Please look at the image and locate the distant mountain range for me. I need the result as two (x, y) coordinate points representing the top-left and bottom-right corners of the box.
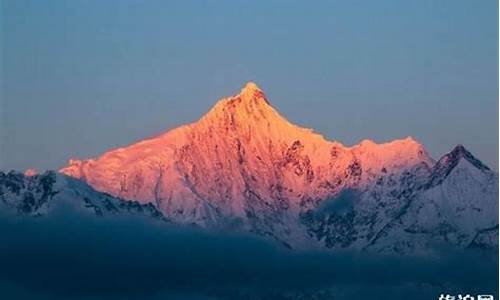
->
(2, 83), (497, 255)
(0, 170), (165, 221)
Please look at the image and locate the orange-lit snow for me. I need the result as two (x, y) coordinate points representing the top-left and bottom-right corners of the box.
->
(24, 168), (38, 177)
(60, 82), (434, 224)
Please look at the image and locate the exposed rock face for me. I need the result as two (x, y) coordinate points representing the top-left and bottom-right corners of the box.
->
(0, 171), (166, 221)
(59, 83), (498, 253)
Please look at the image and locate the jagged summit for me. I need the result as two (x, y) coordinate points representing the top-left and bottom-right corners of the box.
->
(17, 81), (497, 254)
(242, 81), (261, 91)
(446, 144), (469, 158)
(194, 82), (329, 148)
(239, 81), (265, 101)
(59, 82), (494, 234)
(427, 144), (491, 187)
(443, 144), (490, 171)
(206, 82), (271, 118)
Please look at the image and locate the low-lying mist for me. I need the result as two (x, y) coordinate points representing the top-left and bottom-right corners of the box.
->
(0, 206), (497, 300)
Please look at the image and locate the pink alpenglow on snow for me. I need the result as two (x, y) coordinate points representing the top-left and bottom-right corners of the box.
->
(60, 82), (435, 225)
(24, 169), (38, 177)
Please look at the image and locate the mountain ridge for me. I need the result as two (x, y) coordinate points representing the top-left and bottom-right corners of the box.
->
(0, 170), (167, 221)
(51, 82), (498, 253)
(60, 85), (425, 228)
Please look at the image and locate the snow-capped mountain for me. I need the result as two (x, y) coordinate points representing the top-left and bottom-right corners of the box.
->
(60, 83), (432, 220)
(44, 82), (499, 252)
(303, 145), (498, 254)
(0, 170), (166, 221)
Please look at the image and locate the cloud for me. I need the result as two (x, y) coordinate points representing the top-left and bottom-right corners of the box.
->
(0, 207), (497, 300)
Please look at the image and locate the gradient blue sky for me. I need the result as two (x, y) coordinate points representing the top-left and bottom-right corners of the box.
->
(1, 0), (498, 171)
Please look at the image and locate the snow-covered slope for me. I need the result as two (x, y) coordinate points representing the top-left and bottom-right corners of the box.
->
(302, 145), (498, 254)
(53, 82), (498, 253)
(371, 145), (498, 253)
(60, 83), (431, 219)
(0, 171), (166, 221)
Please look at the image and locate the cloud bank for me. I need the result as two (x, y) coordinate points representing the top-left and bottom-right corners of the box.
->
(0, 207), (497, 300)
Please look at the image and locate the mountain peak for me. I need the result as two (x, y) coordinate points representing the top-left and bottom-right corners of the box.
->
(447, 144), (488, 169)
(238, 81), (268, 104)
(449, 144), (468, 157)
(240, 81), (261, 94)
(427, 144), (491, 187)
(200, 82), (276, 126)
(24, 168), (38, 177)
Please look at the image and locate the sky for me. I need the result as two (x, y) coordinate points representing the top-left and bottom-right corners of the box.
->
(1, 0), (498, 171)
